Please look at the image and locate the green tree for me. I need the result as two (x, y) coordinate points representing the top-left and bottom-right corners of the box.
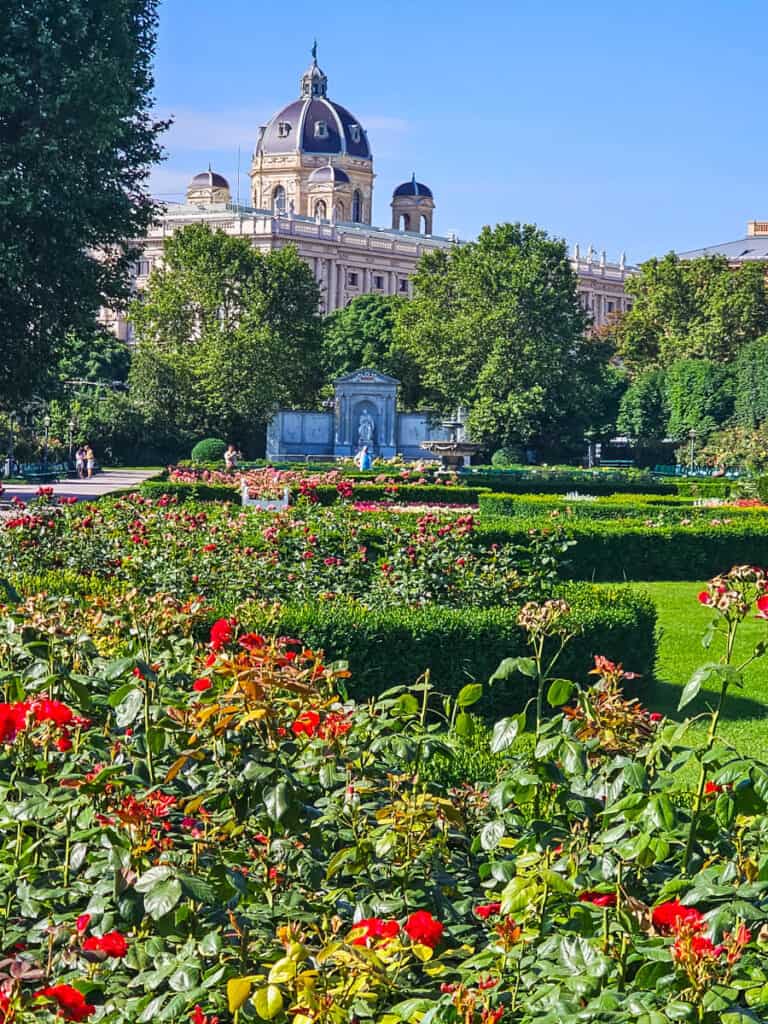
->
(664, 358), (734, 441)
(734, 335), (768, 428)
(0, 0), (167, 404)
(128, 224), (322, 452)
(395, 223), (595, 448)
(321, 294), (427, 408)
(54, 329), (132, 386)
(616, 369), (668, 444)
(614, 254), (768, 370)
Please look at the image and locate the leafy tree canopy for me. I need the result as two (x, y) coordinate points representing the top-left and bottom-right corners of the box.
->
(322, 294), (428, 408)
(128, 224), (322, 452)
(664, 358), (733, 441)
(395, 223), (600, 449)
(733, 334), (768, 429)
(616, 369), (668, 445)
(614, 254), (768, 370)
(0, 0), (167, 404)
(54, 330), (132, 387)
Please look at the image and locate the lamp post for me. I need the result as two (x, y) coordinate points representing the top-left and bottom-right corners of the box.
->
(585, 430), (596, 469)
(67, 418), (75, 463)
(5, 413), (16, 478)
(42, 414), (51, 468)
(688, 428), (696, 475)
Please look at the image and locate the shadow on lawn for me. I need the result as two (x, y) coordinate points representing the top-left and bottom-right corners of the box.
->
(647, 677), (768, 724)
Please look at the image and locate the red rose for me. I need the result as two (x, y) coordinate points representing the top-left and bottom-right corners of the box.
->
(192, 677), (212, 692)
(35, 984), (96, 1021)
(32, 699), (73, 727)
(756, 594), (768, 619)
(202, 544), (217, 552)
(649, 712), (663, 723)
(76, 914), (91, 934)
(652, 899), (704, 934)
(578, 891), (616, 907)
(209, 618), (235, 651)
(697, 591), (711, 605)
(475, 902), (502, 919)
(349, 917), (400, 946)
(291, 710), (320, 738)
(704, 781), (723, 795)
(404, 910), (444, 949)
(82, 930), (128, 958)
(239, 633), (265, 650)
(56, 732), (72, 752)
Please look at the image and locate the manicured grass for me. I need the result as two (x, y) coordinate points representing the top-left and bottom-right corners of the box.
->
(630, 581), (768, 759)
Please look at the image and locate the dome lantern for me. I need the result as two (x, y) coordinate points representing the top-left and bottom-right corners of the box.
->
(186, 167), (231, 206)
(391, 173), (435, 235)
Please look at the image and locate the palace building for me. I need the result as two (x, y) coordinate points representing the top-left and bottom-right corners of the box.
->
(678, 219), (768, 266)
(104, 49), (635, 341)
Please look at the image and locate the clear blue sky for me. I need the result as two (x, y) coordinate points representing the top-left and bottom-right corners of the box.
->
(150, 0), (766, 264)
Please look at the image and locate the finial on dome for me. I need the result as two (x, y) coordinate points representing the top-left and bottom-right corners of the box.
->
(300, 44), (327, 98)
(311, 39), (318, 63)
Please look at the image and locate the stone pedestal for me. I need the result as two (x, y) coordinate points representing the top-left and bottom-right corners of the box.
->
(332, 369), (398, 458)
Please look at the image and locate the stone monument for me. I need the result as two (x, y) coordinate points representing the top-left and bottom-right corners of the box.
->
(266, 368), (454, 461)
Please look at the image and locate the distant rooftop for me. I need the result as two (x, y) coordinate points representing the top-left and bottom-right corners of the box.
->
(678, 219), (768, 262)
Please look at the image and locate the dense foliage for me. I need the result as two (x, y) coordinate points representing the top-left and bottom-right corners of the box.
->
(395, 224), (620, 452)
(128, 226), (323, 452)
(0, 558), (765, 1023)
(0, 0), (167, 404)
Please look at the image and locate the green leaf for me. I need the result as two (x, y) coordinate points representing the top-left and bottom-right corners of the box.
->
(252, 985), (284, 1020)
(490, 714), (522, 754)
(102, 655), (138, 682)
(480, 820), (505, 851)
(489, 657), (537, 685)
(678, 663), (742, 711)
(134, 865), (173, 893)
(114, 688), (144, 728)
(547, 678), (575, 707)
(456, 683), (483, 708)
(454, 712), (474, 737)
(263, 781), (292, 822)
(144, 878), (182, 920)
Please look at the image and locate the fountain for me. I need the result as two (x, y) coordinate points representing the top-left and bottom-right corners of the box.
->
(420, 419), (483, 472)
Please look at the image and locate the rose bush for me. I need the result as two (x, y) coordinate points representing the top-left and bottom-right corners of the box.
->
(0, 558), (765, 1021)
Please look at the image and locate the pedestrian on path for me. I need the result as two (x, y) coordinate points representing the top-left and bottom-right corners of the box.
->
(84, 444), (95, 479)
(75, 447), (86, 479)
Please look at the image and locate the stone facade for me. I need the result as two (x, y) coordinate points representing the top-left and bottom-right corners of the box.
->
(266, 369), (452, 461)
(101, 50), (636, 340)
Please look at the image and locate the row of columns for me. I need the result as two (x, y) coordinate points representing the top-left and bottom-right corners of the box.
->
(312, 257), (406, 312)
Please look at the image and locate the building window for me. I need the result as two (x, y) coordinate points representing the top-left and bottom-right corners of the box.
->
(314, 200), (327, 219)
(314, 120), (328, 139)
(277, 121), (291, 138)
(273, 185), (286, 213)
(606, 300), (615, 314)
(374, 275), (384, 289)
(351, 189), (362, 223)
(334, 202), (344, 221)
(625, 300), (633, 311)
(348, 271), (359, 287)
(398, 279), (408, 293)
(134, 259), (150, 277)
(349, 124), (361, 143)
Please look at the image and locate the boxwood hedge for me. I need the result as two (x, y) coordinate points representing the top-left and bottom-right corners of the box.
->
(479, 492), (693, 519)
(476, 516), (768, 581)
(232, 583), (656, 715)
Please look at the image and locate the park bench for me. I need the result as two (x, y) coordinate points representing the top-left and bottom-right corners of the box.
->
(20, 462), (63, 484)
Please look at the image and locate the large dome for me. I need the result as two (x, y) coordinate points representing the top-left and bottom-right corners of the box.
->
(255, 56), (372, 162)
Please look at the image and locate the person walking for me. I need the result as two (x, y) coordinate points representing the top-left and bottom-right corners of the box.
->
(355, 445), (373, 471)
(75, 446), (86, 479)
(84, 444), (95, 479)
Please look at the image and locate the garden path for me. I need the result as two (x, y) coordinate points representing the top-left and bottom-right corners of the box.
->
(0, 468), (156, 504)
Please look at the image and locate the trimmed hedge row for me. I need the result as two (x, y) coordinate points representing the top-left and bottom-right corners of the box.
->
(230, 583), (656, 715)
(461, 473), (677, 496)
(476, 516), (768, 581)
(140, 480), (238, 503)
(479, 492), (694, 519)
(139, 480), (486, 506)
(311, 483), (486, 505)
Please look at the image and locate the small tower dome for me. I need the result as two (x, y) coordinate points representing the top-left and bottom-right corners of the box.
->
(186, 168), (231, 206)
(391, 173), (435, 234)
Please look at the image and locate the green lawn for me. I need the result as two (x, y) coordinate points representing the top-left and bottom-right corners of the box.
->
(629, 581), (768, 758)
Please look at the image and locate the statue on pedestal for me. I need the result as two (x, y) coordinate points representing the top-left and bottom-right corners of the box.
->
(357, 410), (375, 447)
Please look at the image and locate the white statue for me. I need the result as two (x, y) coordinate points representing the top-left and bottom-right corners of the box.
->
(357, 410), (375, 446)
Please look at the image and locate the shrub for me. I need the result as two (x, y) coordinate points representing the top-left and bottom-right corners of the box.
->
(758, 476), (768, 502)
(234, 584), (656, 714)
(461, 471), (677, 496)
(139, 479), (238, 503)
(476, 515), (768, 581)
(190, 437), (228, 463)
(479, 492), (693, 519)
(491, 446), (524, 468)
(312, 483), (486, 505)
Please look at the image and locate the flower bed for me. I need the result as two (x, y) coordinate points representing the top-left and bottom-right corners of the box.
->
(0, 571), (765, 1022)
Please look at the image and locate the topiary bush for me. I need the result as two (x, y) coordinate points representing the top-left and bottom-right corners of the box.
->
(491, 446), (524, 468)
(190, 437), (228, 463)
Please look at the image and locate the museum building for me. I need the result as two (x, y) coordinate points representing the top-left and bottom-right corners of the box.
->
(104, 50), (635, 341)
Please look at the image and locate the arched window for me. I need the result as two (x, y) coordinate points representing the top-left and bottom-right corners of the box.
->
(314, 200), (327, 220)
(400, 213), (411, 231)
(352, 189), (362, 222)
(334, 202), (344, 222)
(273, 185), (286, 213)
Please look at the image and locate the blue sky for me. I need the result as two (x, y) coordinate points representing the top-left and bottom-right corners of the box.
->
(150, 0), (766, 264)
